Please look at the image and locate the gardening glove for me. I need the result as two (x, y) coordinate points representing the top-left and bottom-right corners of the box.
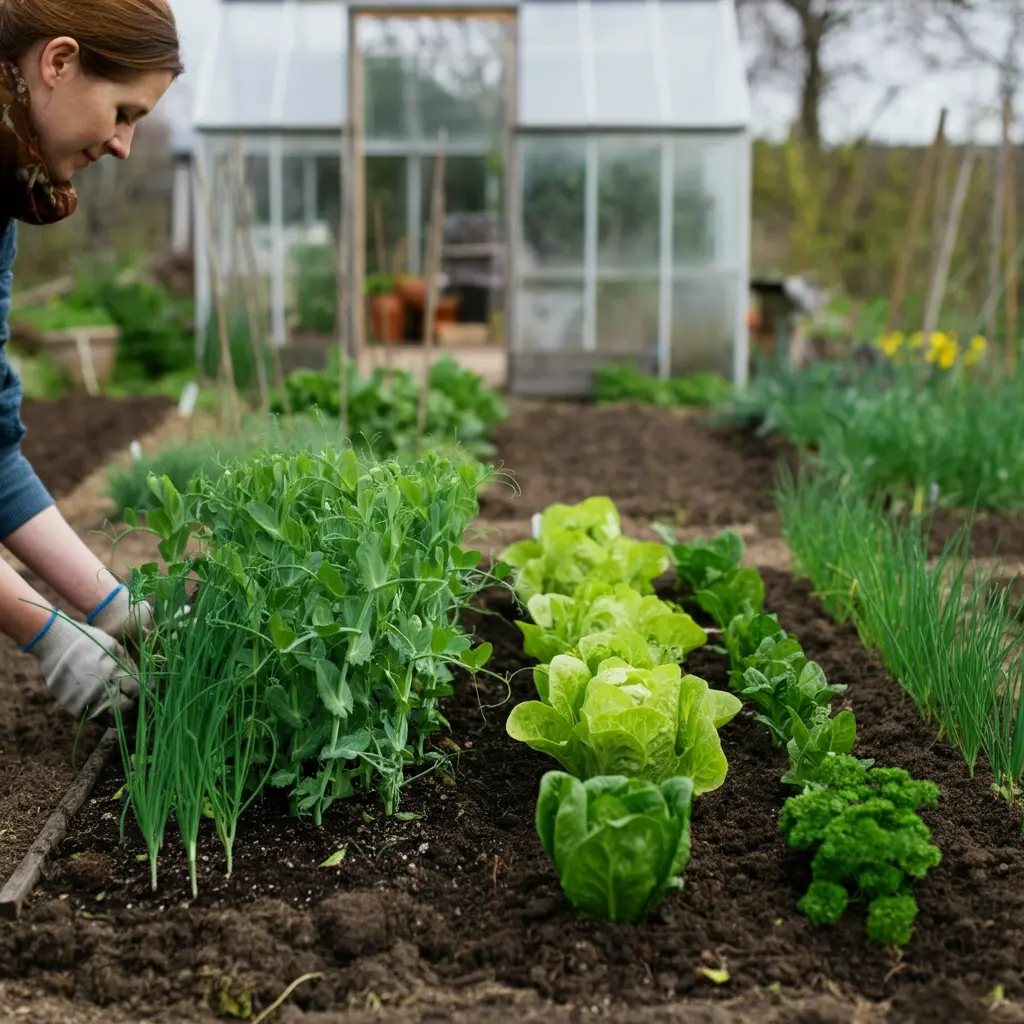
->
(21, 611), (138, 721)
(87, 583), (154, 654)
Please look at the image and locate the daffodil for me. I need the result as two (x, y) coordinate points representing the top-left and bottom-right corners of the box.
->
(879, 331), (904, 358)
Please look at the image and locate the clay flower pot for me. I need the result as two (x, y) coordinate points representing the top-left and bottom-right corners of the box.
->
(369, 292), (405, 344)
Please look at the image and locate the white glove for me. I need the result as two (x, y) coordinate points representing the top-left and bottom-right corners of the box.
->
(87, 584), (154, 652)
(22, 612), (138, 720)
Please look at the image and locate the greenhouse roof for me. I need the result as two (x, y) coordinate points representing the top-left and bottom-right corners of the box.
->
(193, 0), (750, 134)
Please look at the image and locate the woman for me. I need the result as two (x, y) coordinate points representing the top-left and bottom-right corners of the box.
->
(0, 0), (182, 719)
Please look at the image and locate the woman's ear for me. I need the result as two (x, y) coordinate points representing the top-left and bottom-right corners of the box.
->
(37, 36), (81, 89)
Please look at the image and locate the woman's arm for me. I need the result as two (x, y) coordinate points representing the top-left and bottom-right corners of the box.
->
(0, 546), (56, 647)
(3, 505), (120, 614)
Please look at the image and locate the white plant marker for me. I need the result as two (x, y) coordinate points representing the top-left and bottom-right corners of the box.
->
(178, 381), (199, 419)
(129, 440), (143, 462)
(531, 512), (542, 539)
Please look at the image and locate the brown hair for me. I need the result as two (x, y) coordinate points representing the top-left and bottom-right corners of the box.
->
(0, 0), (183, 82)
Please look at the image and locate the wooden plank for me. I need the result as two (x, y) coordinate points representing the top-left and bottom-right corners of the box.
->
(0, 729), (118, 921)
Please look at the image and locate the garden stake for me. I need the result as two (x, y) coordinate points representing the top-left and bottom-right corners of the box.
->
(885, 108), (946, 334)
(229, 135), (271, 415)
(193, 154), (242, 436)
(417, 129), (448, 448)
(0, 729), (117, 920)
(1003, 96), (1018, 375)
(920, 140), (976, 346)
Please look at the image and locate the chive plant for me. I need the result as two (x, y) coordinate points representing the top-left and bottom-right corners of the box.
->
(778, 466), (1024, 811)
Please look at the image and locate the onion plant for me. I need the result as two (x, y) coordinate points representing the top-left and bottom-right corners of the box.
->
(778, 465), (1024, 811)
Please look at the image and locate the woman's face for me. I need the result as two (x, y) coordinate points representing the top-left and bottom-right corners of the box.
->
(20, 37), (173, 183)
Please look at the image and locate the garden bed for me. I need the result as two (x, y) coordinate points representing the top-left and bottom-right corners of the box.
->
(3, 572), (1023, 1023)
(21, 394), (174, 498)
(5, 400), (1024, 1023)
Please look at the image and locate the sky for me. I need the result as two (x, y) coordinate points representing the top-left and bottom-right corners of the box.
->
(162, 0), (1017, 149)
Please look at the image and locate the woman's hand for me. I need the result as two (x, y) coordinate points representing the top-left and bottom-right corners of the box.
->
(21, 612), (137, 720)
(87, 583), (153, 654)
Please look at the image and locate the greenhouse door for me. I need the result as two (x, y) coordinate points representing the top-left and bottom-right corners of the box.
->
(349, 6), (515, 372)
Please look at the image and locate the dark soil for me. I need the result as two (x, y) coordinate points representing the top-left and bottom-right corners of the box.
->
(2, 571), (1022, 1023)
(20, 394), (174, 498)
(479, 402), (791, 529)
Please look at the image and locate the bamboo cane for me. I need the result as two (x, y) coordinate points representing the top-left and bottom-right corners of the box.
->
(229, 138), (271, 415)
(193, 155), (241, 435)
(417, 131), (448, 446)
(1003, 97), (1018, 375)
(886, 108), (947, 334)
(921, 141), (977, 346)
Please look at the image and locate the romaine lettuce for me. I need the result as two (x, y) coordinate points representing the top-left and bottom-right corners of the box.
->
(536, 771), (694, 923)
(507, 654), (741, 794)
(517, 581), (707, 698)
(500, 497), (670, 604)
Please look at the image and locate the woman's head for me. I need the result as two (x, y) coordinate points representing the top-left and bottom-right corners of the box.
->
(0, 0), (182, 183)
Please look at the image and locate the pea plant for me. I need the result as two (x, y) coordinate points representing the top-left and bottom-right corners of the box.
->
(113, 445), (500, 893)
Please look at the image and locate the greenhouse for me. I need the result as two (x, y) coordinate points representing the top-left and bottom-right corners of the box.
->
(191, 0), (751, 394)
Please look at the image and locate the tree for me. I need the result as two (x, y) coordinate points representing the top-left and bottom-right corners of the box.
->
(735, 0), (973, 147)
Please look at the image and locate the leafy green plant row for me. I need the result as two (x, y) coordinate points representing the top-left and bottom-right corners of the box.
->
(656, 522), (942, 947)
(111, 444), (501, 895)
(594, 362), (734, 409)
(723, 356), (1024, 511)
(776, 463), (1024, 814)
(270, 353), (509, 461)
(498, 497), (734, 922)
(106, 359), (509, 519)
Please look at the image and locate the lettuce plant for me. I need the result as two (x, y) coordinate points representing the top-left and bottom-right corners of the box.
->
(536, 771), (694, 923)
(517, 581), (707, 694)
(501, 497), (670, 604)
(779, 755), (941, 946)
(506, 654), (741, 794)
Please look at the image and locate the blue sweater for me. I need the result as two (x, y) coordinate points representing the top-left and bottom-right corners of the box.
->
(0, 217), (55, 538)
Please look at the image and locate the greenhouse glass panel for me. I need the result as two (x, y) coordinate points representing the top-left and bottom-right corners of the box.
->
(519, 138), (587, 272)
(519, 1), (581, 50)
(283, 156), (306, 227)
(596, 280), (660, 357)
(673, 137), (744, 269)
(315, 156), (342, 235)
(282, 2), (347, 128)
(199, 3), (280, 127)
(589, 2), (656, 51)
(365, 157), (407, 275)
(592, 54), (660, 126)
(670, 274), (738, 377)
(518, 53), (588, 127)
(659, 1), (750, 128)
(517, 280), (587, 352)
(244, 154), (271, 226)
(597, 137), (661, 273)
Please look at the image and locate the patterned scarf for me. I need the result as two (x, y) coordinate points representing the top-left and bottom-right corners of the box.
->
(0, 59), (77, 224)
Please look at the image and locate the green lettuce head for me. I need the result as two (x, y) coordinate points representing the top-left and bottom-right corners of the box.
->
(499, 497), (670, 604)
(518, 581), (707, 670)
(536, 771), (694, 923)
(507, 654), (741, 794)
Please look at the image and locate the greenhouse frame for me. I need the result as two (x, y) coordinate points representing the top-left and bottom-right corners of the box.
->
(191, 0), (752, 395)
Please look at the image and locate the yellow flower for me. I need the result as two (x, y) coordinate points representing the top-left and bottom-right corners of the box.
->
(937, 345), (957, 370)
(964, 334), (987, 367)
(880, 331), (904, 358)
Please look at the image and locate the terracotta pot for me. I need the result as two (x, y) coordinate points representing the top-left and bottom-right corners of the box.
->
(435, 295), (461, 327)
(396, 276), (427, 309)
(369, 292), (405, 344)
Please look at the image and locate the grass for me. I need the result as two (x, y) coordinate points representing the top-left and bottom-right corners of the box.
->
(776, 464), (1024, 808)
